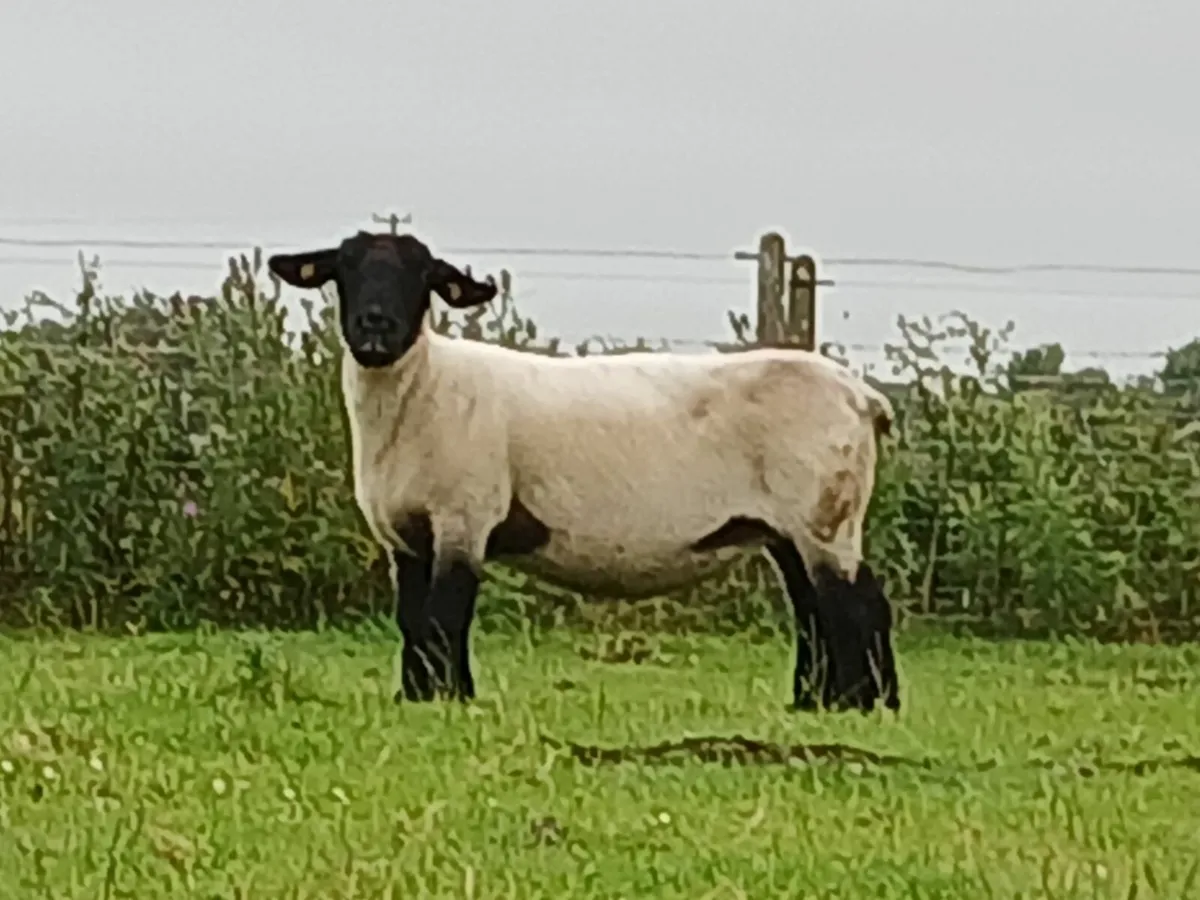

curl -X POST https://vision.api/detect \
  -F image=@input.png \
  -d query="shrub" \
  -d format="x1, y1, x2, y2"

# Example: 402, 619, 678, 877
1, 253, 1197, 641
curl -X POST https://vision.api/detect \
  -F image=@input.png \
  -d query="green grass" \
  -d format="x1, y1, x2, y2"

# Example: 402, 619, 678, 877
1, 627, 1198, 898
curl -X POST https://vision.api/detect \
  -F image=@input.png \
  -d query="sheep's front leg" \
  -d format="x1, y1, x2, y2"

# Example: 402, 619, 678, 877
393, 545, 434, 703
392, 516, 437, 703
417, 551, 480, 701
394, 540, 479, 702
390, 514, 476, 702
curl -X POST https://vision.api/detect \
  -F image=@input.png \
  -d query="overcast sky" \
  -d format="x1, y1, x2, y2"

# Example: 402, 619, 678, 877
3, 0, 1198, 377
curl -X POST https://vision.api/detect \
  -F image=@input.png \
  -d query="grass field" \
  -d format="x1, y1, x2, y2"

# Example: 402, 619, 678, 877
1, 626, 1198, 898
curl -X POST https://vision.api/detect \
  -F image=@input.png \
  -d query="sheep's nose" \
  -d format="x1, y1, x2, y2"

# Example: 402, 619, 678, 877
357, 310, 390, 332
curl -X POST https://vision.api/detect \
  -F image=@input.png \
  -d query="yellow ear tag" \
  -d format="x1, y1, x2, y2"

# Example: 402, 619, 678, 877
299, 263, 315, 280
446, 283, 463, 302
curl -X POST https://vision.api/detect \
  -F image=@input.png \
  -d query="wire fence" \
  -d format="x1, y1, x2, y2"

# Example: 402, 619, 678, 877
4, 256, 1200, 304
2, 228, 1198, 377
556, 334, 1170, 361
4, 233, 1200, 279
7, 256, 1200, 307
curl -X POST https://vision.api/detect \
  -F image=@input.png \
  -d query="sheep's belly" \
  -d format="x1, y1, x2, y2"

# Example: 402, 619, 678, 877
498, 540, 759, 599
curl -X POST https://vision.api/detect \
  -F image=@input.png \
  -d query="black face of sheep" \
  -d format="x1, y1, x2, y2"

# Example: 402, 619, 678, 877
267, 232, 498, 368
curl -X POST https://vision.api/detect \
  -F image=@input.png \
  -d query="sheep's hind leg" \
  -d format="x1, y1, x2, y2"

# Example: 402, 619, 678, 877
850, 564, 900, 711
766, 539, 833, 711
811, 560, 899, 713
769, 539, 899, 713
693, 519, 843, 711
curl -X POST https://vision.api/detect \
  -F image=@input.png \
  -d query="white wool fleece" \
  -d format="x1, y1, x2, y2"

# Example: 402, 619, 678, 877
343, 326, 894, 598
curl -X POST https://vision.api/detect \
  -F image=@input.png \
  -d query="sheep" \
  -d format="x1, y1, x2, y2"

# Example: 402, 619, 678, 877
267, 230, 901, 713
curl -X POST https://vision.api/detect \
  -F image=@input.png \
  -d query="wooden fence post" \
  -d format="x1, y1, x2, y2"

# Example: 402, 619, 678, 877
788, 254, 818, 351
754, 232, 786, 345
736, 233, 834, 351
789, 253, 835, 352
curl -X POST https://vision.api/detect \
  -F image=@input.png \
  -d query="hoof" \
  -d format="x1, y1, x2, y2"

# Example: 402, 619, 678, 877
393, 684, 472, 704
791, 695, 820, 713
394, 684, 436, 704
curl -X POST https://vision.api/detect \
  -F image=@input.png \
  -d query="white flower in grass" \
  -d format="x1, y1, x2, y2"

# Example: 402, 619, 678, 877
212, 777, 228, 796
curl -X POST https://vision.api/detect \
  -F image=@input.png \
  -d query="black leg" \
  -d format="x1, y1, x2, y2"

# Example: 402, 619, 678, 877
393, 516, 435, 703
393, 546, 434, 702
769, 539, 900, 713
814, 571, 878, 712
767, 540, 830, 711
392, 511, 482, 704
856, 565, 901, 711
420, 555, 480, 701
395, 552, 480, 702
812, 562, 900, 713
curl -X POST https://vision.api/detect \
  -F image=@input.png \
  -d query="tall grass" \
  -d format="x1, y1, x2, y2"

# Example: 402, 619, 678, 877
1, 252, 1197, 640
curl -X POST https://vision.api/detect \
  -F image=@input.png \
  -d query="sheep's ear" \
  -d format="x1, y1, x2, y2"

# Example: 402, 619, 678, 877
429, 258, 498, 308
267, 248, 338, 289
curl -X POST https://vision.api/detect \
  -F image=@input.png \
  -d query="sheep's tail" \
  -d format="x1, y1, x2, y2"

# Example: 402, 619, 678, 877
863, 384, 895, 439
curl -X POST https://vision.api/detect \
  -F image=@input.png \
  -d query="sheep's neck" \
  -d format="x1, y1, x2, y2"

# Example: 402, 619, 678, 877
352, 339, 429, 451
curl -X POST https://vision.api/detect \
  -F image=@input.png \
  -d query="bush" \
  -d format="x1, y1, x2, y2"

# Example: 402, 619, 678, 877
1, 253, 1197, 641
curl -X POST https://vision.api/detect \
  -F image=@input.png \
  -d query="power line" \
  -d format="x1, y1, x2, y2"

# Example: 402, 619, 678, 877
446, 247, 731, 262
822, 257, 1200, 278
650, 338, 1169, 360
0, 215, 271, 227
0, 236, 263, 251
840, 279, 1200, 301
3, 233, 1200, 278
847, 343, 1167, 360
0, 256, 220, 272
0, 235, 732, 261
0, 254, 743, 284
3, 254, 1200, 304
2, 262, 1178, 359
